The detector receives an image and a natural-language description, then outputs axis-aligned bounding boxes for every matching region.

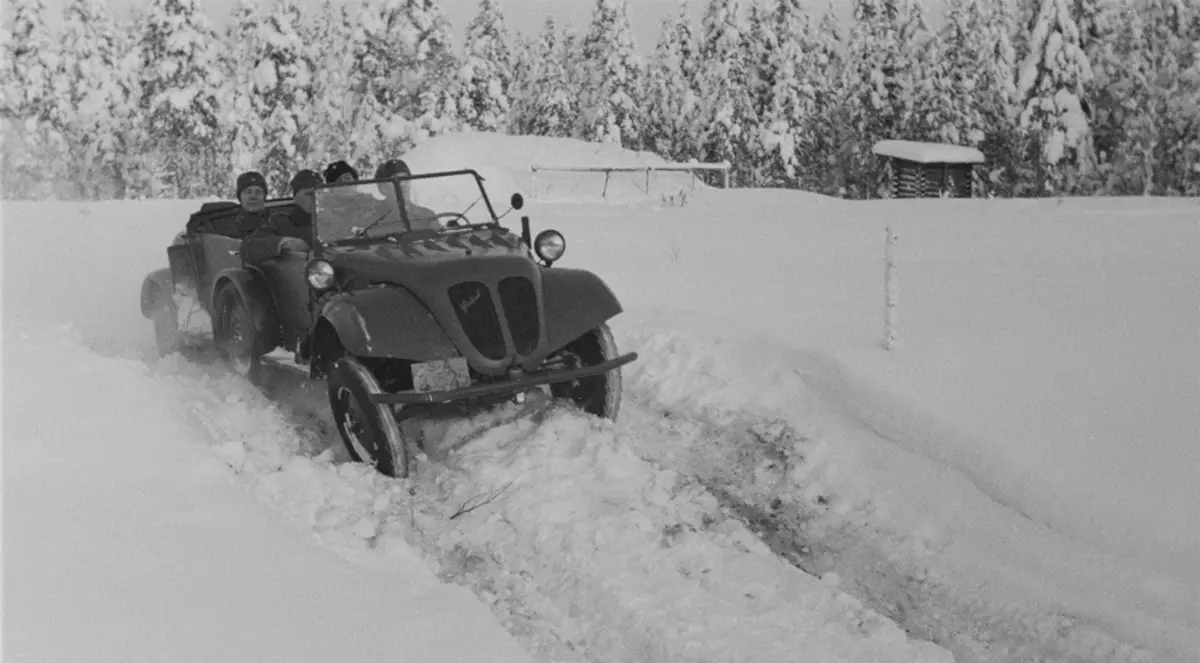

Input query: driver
[374,159,439,231]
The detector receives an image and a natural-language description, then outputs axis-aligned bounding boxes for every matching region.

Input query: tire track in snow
[151,355,949,663]
[618,394,1161,663]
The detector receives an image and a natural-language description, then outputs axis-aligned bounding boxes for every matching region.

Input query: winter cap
[290,169,322,193]
[323,160,359,183]
[374,159,412,179]
[236,171,268,199]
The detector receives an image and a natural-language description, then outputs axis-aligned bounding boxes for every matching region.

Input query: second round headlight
[534,230,566,263]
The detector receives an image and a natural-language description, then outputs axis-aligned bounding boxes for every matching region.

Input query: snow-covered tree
[574,0,644,147]
[642,1,701,161]
[1098,0,1200,194]
[1,0,60,198]
[510,16,577,137]
[840,0,935,196]
[221,0,316,193]
[695,0,757,183]
[348,0,461,164]
[303,0,357,167]
[450,0,513,132]
[136,0,227,197]
[53,0,139,198]
[758,0,817,184]
[1015,0,1095,189]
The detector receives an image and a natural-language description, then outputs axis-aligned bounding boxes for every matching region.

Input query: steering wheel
[434,212,470,228]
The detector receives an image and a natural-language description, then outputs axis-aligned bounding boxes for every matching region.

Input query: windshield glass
[314,180,404,242]
[314,172,496,243]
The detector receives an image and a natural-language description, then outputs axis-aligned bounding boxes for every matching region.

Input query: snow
[872,139,987,164]
[4,132,1199,663]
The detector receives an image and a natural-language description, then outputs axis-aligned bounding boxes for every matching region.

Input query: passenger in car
[239,169,319,264]
[211,171,271,238]
[323,160,359,183]
[375,159,439,231]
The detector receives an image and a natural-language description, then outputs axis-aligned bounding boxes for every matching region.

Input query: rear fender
[318,287,458,361]
[140,268,174,318]
[540,268,623,352]
[211,267,282,349]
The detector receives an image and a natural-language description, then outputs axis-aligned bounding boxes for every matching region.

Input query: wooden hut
[872,140,986,198]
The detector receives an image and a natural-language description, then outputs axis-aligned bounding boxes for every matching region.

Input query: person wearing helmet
[374,159,440,231]
[323,160,359,184]
[240,169,319,263]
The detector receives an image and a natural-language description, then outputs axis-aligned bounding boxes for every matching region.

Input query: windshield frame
[312,169,499,248]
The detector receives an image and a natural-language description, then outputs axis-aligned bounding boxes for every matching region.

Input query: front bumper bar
[369,352,639,405]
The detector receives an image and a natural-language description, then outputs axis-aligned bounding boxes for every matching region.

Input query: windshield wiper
[353,209,393,237]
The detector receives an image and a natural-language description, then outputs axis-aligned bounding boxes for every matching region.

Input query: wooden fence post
[884,224,899,351]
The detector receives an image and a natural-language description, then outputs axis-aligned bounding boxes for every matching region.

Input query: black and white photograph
[2,0,1197,662]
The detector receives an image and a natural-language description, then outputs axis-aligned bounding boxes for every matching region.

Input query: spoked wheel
[216,286,263,380]
[328,357,408,478]
[549,323,623,420]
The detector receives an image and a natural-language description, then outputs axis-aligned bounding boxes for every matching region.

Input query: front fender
[320,287,458,361]
[140,268,173,318]
[540,268,623,352]
[211,267,282,348]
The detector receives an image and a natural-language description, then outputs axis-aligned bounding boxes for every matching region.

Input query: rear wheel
[549,323,623,420]
[328,357,408,478]
[216,286,263,380]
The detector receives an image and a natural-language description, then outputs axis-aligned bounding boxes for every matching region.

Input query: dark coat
[239,207,313,264]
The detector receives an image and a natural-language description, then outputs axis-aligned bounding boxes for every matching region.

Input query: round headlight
[534,230,566,263]
[305,260,336,290]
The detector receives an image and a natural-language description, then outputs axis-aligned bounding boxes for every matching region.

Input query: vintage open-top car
[141,169,637,477]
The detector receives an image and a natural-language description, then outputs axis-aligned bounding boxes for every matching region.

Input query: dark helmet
[374,159,411,179]
[323,160,358,183]
[289,169,322,193]
[235,171,267,199]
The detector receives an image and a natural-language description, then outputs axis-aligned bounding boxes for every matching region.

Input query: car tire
[216,286,264,381]
[550,323,623,421]
[328,357,408,478]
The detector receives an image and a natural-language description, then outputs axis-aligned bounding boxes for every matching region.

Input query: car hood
[326,228,532,295]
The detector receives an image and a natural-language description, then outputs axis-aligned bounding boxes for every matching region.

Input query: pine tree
[511,16,577,137]
[451,0,513,132]
[54,0,139,198]
[234,0,317,192]
[756,0,811,185]
[842,0,934,196]
[1015,0,1095,191]
[349,0,461,163]
[304,0,356,167]
[1102,0,1200,194]
[642,1,702,161]
[1,0,59,198]
[575,0,644,147]
[137,0,227,197]
[696,0,756,184]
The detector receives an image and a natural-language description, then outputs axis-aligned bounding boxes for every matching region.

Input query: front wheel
[549,323,623,420]
[328,357,408,478]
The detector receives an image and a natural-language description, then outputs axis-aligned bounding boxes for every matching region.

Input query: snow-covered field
[3,132,1197,663]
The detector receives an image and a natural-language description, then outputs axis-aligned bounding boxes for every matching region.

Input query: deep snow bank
[1,315,536,663]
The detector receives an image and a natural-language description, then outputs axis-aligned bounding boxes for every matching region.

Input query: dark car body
[141,169,635,476]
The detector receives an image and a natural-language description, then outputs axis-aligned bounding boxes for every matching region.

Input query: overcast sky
[31,0,878,53]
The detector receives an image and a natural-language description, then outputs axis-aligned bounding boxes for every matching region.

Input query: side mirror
[510,193,524,210]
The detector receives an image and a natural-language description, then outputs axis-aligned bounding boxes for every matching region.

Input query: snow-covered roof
[872,140,986,164]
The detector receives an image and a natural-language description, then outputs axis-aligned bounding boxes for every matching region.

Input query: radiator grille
[498,277,539,356]
[448,282,506,360]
